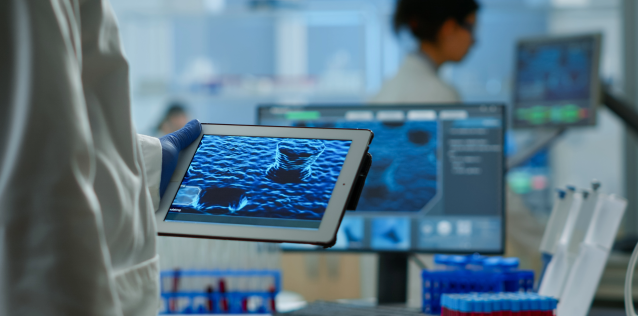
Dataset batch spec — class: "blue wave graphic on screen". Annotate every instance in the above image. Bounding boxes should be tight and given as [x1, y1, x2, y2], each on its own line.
[171, 135, 351, 221]
[296, 120, 438, 212]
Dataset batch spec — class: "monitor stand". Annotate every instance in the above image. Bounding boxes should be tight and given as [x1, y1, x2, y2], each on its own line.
[376, 253, 409, 304]
[506, 128, 565, 170]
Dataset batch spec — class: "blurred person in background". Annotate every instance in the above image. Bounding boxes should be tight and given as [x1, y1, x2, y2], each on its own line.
[158, 102, 190, 136]
[371, 0, 544, 280]
[0, 0, 200, 315]
[371, 0, 478, 103]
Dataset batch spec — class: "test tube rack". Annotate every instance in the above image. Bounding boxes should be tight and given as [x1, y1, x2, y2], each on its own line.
[159, 269, 280, 314]
[441, 293, 557, 316]
[422, 269, 535, 315]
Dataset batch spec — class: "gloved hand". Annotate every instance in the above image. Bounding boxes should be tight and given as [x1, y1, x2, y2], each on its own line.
[159, 119, 202, 197]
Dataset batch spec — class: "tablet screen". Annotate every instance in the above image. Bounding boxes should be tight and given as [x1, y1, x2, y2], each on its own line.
[165, 135, 352, 229]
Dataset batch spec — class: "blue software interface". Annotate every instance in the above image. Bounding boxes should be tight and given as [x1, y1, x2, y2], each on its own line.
[165, 135, 352, 229]
[513, 35, 599, 127]
[258, 105, 505, 253]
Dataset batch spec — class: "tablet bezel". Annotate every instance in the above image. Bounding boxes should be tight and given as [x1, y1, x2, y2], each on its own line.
[156, 124, 373, 246]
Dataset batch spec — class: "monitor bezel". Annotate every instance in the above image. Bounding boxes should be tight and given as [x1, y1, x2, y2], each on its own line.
[256, 103, 506, 255]
[511, 33, 602, 129]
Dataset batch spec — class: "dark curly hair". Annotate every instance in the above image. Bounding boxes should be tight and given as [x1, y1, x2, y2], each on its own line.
[393, 0, 480, 42]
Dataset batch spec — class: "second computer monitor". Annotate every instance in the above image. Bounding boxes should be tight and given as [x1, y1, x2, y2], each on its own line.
[258, 104, 505, 253]
[513, 34, 601, 128]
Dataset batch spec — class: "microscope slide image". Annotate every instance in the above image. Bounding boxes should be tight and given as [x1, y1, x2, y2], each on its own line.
[333, 217, 364, 249]
[371, 217, 411, 250]
[170, 135, 351, 222]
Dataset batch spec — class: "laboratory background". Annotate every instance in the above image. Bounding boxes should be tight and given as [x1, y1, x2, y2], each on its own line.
[107, 0, 638, 315]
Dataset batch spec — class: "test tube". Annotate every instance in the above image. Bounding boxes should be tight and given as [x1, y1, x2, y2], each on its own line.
[447, 294, 459, 316]
[441, 294, 450, 316]
[520, 295, 531, 316]
[529, 296, 541, 316]
[483, 297, 493, 316]
[219, 278, 229, 312]
[453, 296, 460, 316]
[170, 268, 181, 313]
[206, 285, 215, 312]
[459, 297, 472, 316]
[435, 254, 451, 271]
[492, 296, 504, 316]
[442, 294, 451, 316]
[501, 258, 519, 271]
[473, 298, 484, 316]
[539, 297, 557, 316]
[501, 296, 512, 316]
[510, 297, 523, 316]
[466, 253, 486, 271]
[483, 257, 503, 273]
[449, 255, 469, 271]
[269, 284, 277, 313]
[441, 295, 447, 316]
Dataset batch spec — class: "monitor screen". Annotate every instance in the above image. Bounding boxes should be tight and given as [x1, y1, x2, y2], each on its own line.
[165, 134, 352, 229]
[513, 34, 601, 128]
[258, 104, 505, 253]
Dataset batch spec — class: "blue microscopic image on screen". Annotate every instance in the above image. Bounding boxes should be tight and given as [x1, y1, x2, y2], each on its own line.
[296, 120, 438, 212]
[333, 217, 364, 249]
[167, 135, 351, 226]
[371, 217, 411, 250]
[516, 40, 594, 102]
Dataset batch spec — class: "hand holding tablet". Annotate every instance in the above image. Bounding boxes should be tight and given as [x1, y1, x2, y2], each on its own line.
[156, 124, 373, 247]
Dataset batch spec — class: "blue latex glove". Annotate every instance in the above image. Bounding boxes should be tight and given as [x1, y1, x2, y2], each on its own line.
[159, 119, 202, 197]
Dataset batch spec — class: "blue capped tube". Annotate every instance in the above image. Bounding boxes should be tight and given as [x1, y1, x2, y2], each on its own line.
[448, 255, 469, 271]
[501, 257, 520, 271]
[511, 296, 521, 313]
[459, 298, 473, 315]
[483, 256, 503, 272]
[434, 254, 451, 270]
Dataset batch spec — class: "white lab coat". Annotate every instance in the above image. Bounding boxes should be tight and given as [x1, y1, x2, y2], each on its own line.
[370, 52, 460, 104]
[0, 1, 163, 315]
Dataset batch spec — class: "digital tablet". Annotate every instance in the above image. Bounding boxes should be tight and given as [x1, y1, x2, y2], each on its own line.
[156, 124, 373, 247]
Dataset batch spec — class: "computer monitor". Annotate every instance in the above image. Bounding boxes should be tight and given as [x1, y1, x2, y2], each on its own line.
[512, 34, 601, 128]
[258, 104, 505, 254]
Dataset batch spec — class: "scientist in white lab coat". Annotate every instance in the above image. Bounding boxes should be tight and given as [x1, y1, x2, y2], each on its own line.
[371, 0, 478, 104]
[371, 0, 481, 305]
[371, 1, 544, 303]
[0, 0, 201, 315]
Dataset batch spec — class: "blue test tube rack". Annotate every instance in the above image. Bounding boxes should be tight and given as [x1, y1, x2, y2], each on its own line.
[422, 256, 535, 315]
[159, 269, 281, 314]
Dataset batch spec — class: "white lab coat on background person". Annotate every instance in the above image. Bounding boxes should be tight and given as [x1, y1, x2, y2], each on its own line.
[368, 51, 545, 307]
[0, 0, 163, 315]
[370, 52, 460, 104]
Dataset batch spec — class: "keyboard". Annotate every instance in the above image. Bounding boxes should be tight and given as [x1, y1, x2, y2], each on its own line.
[284, 301, 427, 316]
